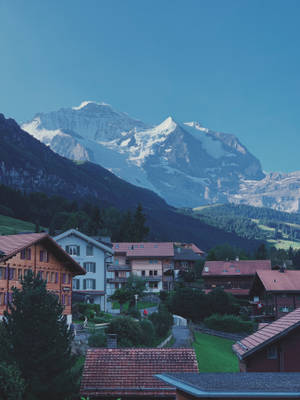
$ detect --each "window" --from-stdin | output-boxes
[280,306,289,313]
[149,260,153,264]
[86,244,93,256]
[141,270,145,276]
[73,278,80,290]
[37,271,43,280]
[51,272,55,283]
[62,273,66,284]
[267,346,278,359]
[115,271,119,278]
[40,250,49,262]
[154,270,158,276]
[83,262,96,273]
[149,270,153,276]
[18,269,22,280]
[0,267,5,279]
[45,271,49,282]
[83,279,96,289]
[115,259,119,265]
[115,244,119,249]
[149,282,158,289]
[65,245,80,256]
[20,248,31,260]
[140,245,144,248]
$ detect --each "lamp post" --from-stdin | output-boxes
[134,294,138,310]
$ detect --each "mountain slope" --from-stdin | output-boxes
[0,113,261,252]
[22,101,265,208]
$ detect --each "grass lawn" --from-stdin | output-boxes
[112,301,156,310]
[0,214,38,235]
[193,332,239,372]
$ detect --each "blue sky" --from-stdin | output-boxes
[1,0,300,173]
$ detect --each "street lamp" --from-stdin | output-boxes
[134,294,138,309]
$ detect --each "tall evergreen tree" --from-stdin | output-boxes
[0,272,79,400]
[132,204,149,241]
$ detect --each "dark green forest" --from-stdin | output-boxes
[185,204,300,243]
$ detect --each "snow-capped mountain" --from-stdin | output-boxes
[22,101,300,211]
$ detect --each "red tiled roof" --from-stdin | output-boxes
[80,348,198,398]
[113,242,174,258]
[190,243,205,255]
[0,233,85,275]
[233,308,300,359]
[0,233,47,256]
[203,260,271,276]
[256,270,300,291]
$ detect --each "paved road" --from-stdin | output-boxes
[172,325,191,348]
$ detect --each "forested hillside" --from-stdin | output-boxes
[186,204,300,249]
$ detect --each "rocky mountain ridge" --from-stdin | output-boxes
[22,101,300,212]
[0,113,261,251]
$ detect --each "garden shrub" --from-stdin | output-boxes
[88,332,107,347]
[204,314,255,333]
[149,304,173,338]
[140,319,155,346]
[107,316,143,347]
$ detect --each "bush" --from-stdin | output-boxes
[88,332,107,348]
[204,314,255,333]
[107,316,143,347]
[72,302,100,320]
[140,319,155,346]
[149,305,173,338]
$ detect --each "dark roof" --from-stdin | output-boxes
[174,247,201,261]
[255,270,300,291]
[203,260,271,276]
[233,308,300,360]
[204,288,249,296]
[0,233,85,275]
[157,372,300,397]
[80,348,198,398]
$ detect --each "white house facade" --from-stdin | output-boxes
[54,229,113,311]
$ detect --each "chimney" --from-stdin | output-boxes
[107,334,117,348]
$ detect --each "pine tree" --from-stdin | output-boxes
[0,272,79,400]
[132,204,149,241]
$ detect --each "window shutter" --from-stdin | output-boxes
[40,251,43,262]
[83,262,87,271]
[83,279,86,289]
[66,245,69,254]
[27,249,31,260]
[46,252,49,262]
[92,279,96,289]
[77,246,80,256]
[4,267,8,280]
[55,272,58,283]
[4,293,7,305]
[62,273,66,284]
[92,263,96,273]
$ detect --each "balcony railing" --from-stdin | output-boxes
[107,265,131,271]
[107,277,128,283]
[144,275,162,282]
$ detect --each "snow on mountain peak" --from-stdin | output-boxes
[154,116,177,133]
[184,121,209,133]
[72,101,110,110]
